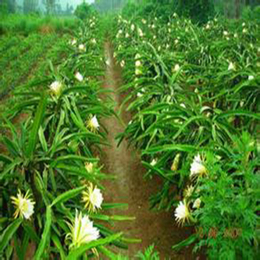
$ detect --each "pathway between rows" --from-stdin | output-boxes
[100,41,194,259]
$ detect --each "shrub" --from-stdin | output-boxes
[74,2,95,20]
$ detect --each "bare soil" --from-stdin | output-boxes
[100,42,199,259]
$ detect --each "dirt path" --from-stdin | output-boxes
[100,41,196,259]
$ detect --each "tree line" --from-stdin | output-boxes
[0,0,74,15]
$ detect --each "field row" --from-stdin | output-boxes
[0,16,141,259]
[113,14,259,259]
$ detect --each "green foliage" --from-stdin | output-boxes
[122,0,215,23]
[192,134,259,259]
[74,2,95,20]
[175,0,214,24]
[0,15,79,35]
[0,15,135,259]
[113,12,260,259]
[135,244,160,259]
[242,5,260,22]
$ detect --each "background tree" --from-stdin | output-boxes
[74,1,94,20]
[0,0,16,13]
[93,0,128,13]
[23,0,38,14]
[65,2,74,15]
[42,0,55,14]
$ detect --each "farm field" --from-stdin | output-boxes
[0,1,260,260]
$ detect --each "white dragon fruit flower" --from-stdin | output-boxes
[75,72,84,82]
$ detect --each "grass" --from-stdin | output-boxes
[0,14,80,35]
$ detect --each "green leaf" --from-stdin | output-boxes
[51,186,85,207]
[215,110,260,120]
[26,94,47,159]
[0,218,23,253]
[172,234,197,251]
[51,155,98,167]
[23,223,40,243]
[38,126,48,152]
[0,154,12,164]
[66,233,122,260]
[143,144,196,155]
[97,246,117,259]
[34,206,52,260]
[102,203,128,210]
[52,234,66,260]
[2,136,19,157]
[0,158,23,181]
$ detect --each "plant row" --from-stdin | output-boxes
[113,14,260,259]
[0,16,141,259]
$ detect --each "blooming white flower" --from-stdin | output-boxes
[78,44,86,51]
[11,190,35,219]
[141,19,147,24]
[248,75,254,81]
[135,53,141,60]
[106,58,111,66]
[206,24,210,30]
[193,198,201,209]
[91,38,97,44]
[49,81,62,96]
[131,24,135,31]
[82,183,103,212]
[135,68,142,75]
[135,60,141,67]
[125,33,130,38]
[137,92,143,97]
[150,159,157,166]
[87,115,99,132]
[174,64,180,72]
[174,39,179,44]
[138,28,144,37]
[173,13,177,17]
[66,210,99,249]
[242,28,247,34]
[223,31,228,36]
[151,24,156,29]
[120,60,125,67]
[234,33,238,38]
[190,154,207,178]
[174,201,190,225]
[242,22,246,27]
[228,62,235,71]
[75,72,84,82]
